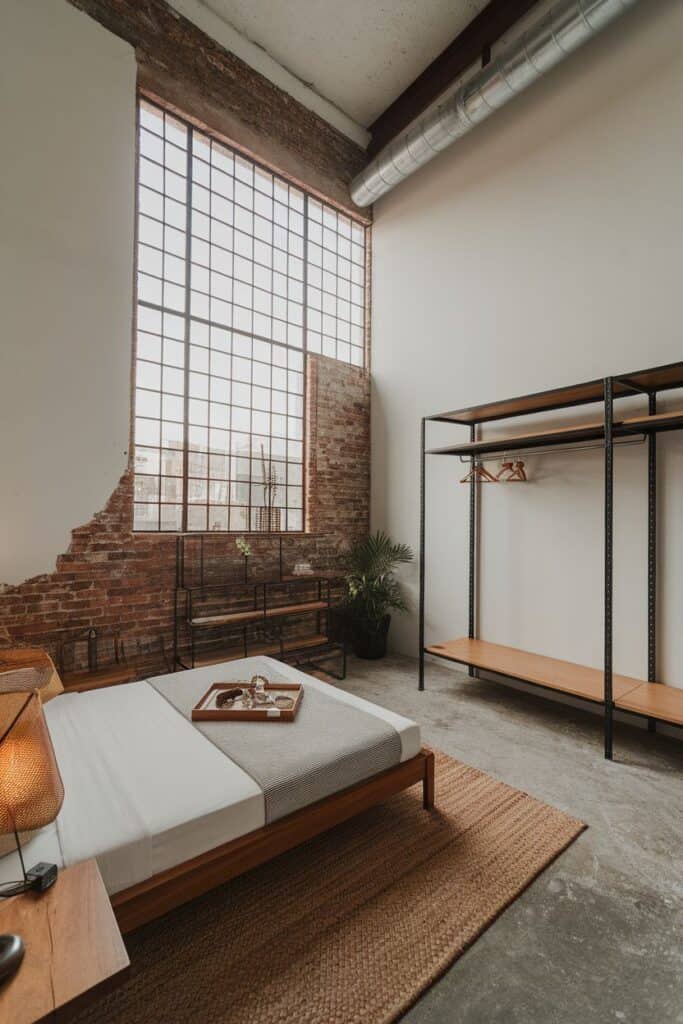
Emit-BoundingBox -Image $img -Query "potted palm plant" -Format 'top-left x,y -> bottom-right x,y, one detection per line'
344,531 -> 414,659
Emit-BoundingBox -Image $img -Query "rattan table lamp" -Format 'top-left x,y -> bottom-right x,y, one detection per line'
0,690 -> 65,982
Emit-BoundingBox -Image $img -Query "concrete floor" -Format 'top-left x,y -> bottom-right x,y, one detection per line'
337,654 -> 683,1024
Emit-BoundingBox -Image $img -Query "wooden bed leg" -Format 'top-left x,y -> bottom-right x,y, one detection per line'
423,751 -> 435,810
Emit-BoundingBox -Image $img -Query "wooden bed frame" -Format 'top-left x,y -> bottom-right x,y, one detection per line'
112,748 -> 435,933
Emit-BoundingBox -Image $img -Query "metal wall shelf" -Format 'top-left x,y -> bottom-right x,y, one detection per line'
191,600 -> 330,629
430,361 -> 683,424
418,360 -> 683,759
427,409 -> 683,459
172,535 -> 346,679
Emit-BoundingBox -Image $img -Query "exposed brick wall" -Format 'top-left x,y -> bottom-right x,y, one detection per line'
0,356 -> 369,671
66,0 -> 370,219
307,355 -> 371,535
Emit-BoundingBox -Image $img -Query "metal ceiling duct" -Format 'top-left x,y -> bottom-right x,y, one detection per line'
350,0 -> 639,207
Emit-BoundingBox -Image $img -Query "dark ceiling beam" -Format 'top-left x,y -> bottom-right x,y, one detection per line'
367,0 -> 541,157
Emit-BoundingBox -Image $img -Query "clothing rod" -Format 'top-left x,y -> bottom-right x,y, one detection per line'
458,435 -> 646,464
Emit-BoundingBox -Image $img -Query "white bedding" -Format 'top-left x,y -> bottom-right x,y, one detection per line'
0,657 -> 420,895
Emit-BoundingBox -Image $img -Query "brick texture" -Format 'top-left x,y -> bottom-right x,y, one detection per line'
66,0 -> 370,219
0,356 -> 369,671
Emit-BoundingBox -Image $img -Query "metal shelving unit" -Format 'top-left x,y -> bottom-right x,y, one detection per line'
173,535 -> 346,679
418,360 -> 683,759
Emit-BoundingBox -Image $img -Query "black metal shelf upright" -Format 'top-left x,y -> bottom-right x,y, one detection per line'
418,360 -> 683,760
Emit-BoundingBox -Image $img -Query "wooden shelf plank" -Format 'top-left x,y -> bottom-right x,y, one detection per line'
433,381 -> 613,425
621,409 -> 683,433
191,600 -> 328,629
427,638 -> 683,726
191,609 -> 265,627
190,634 -> 329,668
264,600 -> 327,620
428,419 -> 605,457
621,363 -> 683,395
430,361 -> 683,424
427,409 -> 683,458
616,682 -> 683,727
425,638 -> 643,703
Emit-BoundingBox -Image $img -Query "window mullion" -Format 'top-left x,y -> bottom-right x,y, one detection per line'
301,194 -> 310,532
181,124 -> 194,534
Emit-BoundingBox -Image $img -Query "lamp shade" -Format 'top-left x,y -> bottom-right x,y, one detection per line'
0,692 -> 64,836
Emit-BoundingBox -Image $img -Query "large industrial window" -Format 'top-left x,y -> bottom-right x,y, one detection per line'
133,98 -> 367,533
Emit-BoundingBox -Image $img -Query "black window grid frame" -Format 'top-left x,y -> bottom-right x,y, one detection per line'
133,97 -> 367,534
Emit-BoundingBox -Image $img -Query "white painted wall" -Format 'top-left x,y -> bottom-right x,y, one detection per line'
0,0 -> 136,584
371,0 -> 683,688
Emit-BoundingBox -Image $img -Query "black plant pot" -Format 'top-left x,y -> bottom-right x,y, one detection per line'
328,605 -> 351,644
350,614 -> 391,660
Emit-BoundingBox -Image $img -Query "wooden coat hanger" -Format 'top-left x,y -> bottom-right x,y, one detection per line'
495,460 -> 527,482
460,462 -> 499,484
507,460 -> 527,481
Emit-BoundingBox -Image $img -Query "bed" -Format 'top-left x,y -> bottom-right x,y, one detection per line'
0,656 -> 432,932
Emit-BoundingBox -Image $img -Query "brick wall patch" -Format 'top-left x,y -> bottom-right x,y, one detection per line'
0,356 -> 370,672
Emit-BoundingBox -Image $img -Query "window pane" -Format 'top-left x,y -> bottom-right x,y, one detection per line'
306,202 -> 365,367
134,503 -> 159,531
134,98 -> 368,532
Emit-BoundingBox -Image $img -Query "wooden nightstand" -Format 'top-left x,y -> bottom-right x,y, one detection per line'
0,859 -> 129,1023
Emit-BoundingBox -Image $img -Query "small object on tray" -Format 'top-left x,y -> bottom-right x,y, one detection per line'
215,688 -> 245,708
274,694 -> 294,709
192,678 -> 303,722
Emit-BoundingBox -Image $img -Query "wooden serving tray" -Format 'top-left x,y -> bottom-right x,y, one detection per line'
192,682 -> 303,722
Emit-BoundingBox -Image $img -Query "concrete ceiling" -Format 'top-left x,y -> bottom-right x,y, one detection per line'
170,0 -> 487,144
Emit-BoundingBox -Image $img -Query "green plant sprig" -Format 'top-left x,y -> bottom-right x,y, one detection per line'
235,536 -> 252,558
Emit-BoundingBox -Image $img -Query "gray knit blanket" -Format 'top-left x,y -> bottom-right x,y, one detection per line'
150,661 -> 402,824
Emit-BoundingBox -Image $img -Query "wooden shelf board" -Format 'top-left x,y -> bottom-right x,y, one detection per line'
425,638 -> 643,704
620,363 -> 683,395
428,419 -> 604,457
432,380 -> 622,425
264,600 -> 327,619
616,682 -> 683,727
427,639 -> 683,726
191,600 -> 327,628
191,609 -> 264,627
430,361 -> 683,425
427,409 -> 683,458
189,634 -> 329,668
621,409 -> 683,433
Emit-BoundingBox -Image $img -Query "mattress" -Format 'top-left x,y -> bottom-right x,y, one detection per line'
0,657 -> 420,896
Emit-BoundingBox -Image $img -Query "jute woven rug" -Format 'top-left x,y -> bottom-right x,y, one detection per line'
75,751 -> 585,1024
